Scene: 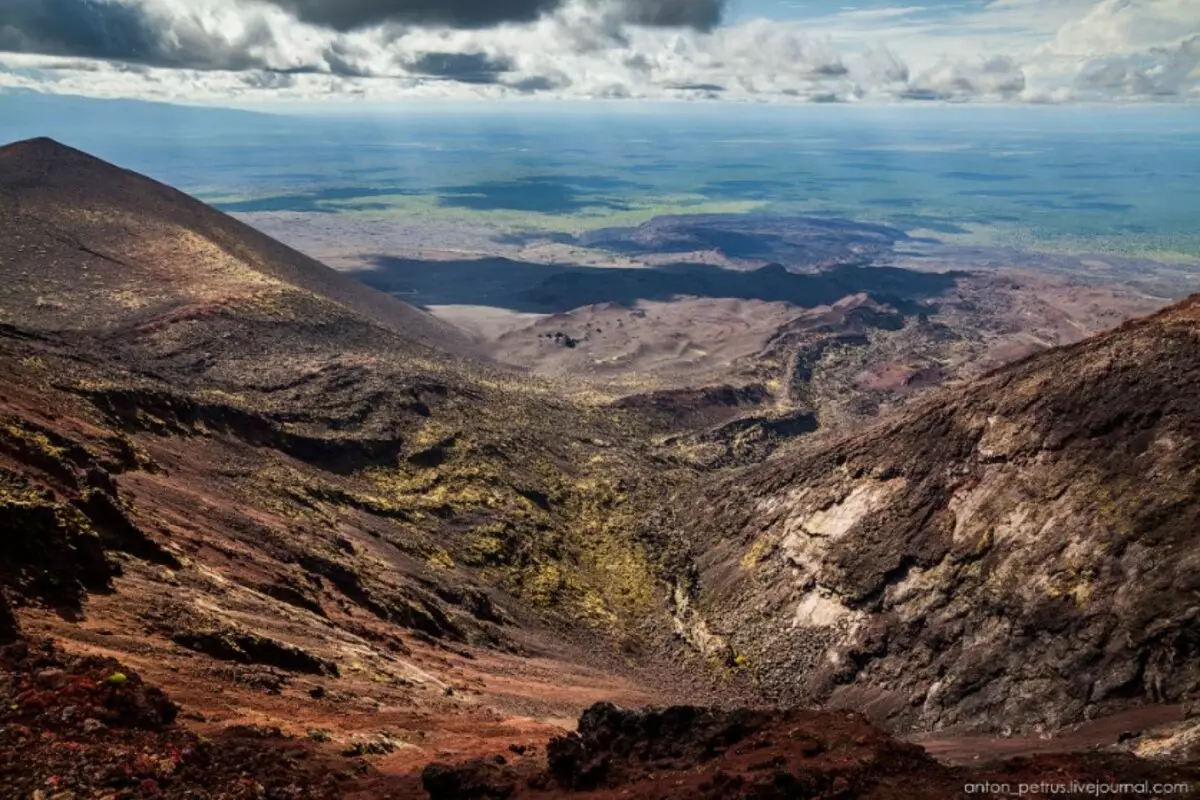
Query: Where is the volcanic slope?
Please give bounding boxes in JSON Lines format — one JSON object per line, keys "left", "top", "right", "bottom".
{"left": 678, "top": 293, "right": 1200, "bottom": 737}
{"left": 5, "top": 139, "right": 1200, "bottom": 796}
{"left": 0, "top": 137, "right": 472, "bottom": 352}
{"left": 0, "top": 139, "right": 709, "bottom": 767}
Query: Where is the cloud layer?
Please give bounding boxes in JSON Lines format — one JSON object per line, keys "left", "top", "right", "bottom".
{"left": 257, "top": 0, "right": 726, "bottom": 31}
{"left": 263, "top": 0, "right": 559, "bottom": 30}
{"left": 0, "top": 0, "right": 1196, "bottom": 104}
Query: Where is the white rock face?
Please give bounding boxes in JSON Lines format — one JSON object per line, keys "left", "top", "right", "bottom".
{"left": 792, "top": 591, "right": 854, "bottom": 628}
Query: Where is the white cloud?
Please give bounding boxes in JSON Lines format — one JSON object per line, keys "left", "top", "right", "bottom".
{"left": 0, "top": 0, "right": 1197, "bottom": 105}
{"left": 904, "top": 55, "right": 1027, "bottom": 101}
{"left": 1055, "top": 0, "right": 1200, "bottom": 55}
{"left": 1073, "top": 33, "right": 1200, "bottom": 99}
{"left": 832, "top": 6, "right": 928, "bottom": 22}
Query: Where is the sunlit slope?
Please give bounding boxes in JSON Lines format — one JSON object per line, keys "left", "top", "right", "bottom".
{"left": 0, "top": 137, "right": 474, "bottom": 355}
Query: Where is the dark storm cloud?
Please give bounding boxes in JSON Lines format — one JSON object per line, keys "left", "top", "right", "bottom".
{"left": 0, "top": 0, "right": 732, "bottom": 77}
{"left": 407, "top": 51, "right": 513, "bottom": 84}
{"left": 614, "top": 0, "right": 725, "bottom": 31}
{"left": 0, "top": 0, "right": 281, "bottom": 71}
{"left": 263, "top": 0, "right": 729, "bottom": 31}
{"left": 266, "top": 0, "right": 560, "bottom": 30}
{"left": 1, "top": 0, "right": 162, "bottom": 63}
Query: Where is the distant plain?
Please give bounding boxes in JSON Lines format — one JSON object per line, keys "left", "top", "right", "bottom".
{"left": 4, "top": 98, "right": 1199, "bottom": 394}
{"left": 3, "top": 100, "right": 1199, "bottom": 262}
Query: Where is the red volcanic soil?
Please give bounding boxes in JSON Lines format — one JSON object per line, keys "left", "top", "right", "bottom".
{"left": 420, "top": 703, "right": 1200, "bottom": 800}
{"left": 12, "top": 600, "right": 658, "bottom": 798}
{"left": 1, "top": 636, "right": 349, "bottom": 799}
{"left": 7, "top": 636, "right": 1196, "bottom": 800}
{"left": 0, "top": 631, "right": 628, "bottom": 799}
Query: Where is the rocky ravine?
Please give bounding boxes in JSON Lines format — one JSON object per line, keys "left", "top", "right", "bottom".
{"left": 2, "top": 138, "right": 1199, "bottom": 795}
{"left": 680, "top": 295, "right": 1200, "bottom": 735}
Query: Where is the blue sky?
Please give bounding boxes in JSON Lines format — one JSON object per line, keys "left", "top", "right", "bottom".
{"left": 0, "top": 0, "right": 1196, "bottom": 105}
{"left": 733, "top": 0, "right": 1026, "bottom": 30}
{"left": 733, "top": 0, "right": 1083, "bottom": 42}
{"left": 731, "top": 0, "right": 966, "bottom": 22}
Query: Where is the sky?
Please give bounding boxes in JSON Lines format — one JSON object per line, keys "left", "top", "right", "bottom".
{"left": 0, "top": 0, "right": 1196, "bottom": 106}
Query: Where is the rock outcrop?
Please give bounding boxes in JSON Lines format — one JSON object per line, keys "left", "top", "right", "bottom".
{"left": 423, "top": 702, "right": 1200, "bottom": 799}
{"left": 683, "top": 296, "right": 1200, "bottom": 734}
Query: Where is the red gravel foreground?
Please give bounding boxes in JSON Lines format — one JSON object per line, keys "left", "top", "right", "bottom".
{"left": 1, "top": 637, "right": 347, "bottom": 800}
{"left": 4, "top": 634, "right": 1199, "bottom": 800}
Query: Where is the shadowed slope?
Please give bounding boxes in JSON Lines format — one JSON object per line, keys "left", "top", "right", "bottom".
{"left": 353, "top": 255, "right": 963, "bottom": 313}
{"left": 0, "top": 137, "right": 474, "bottom": 355}
{"left": 678, "top": 294, "right": 1200, "bottom": 735}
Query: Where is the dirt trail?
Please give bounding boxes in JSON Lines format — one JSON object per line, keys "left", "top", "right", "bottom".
{"left": 917, "top": 706, "right": 1189, "bottom": 766}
